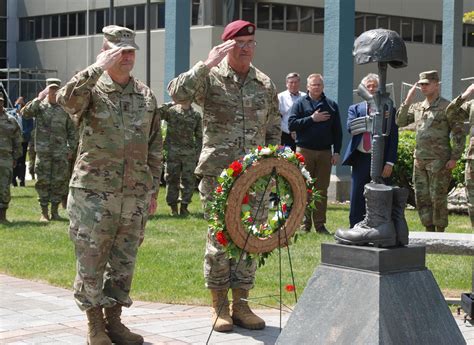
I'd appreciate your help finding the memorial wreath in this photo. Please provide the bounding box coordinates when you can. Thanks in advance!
[207,145,319,267]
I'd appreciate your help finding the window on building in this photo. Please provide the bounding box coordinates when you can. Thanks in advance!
[0,42,6,57]
[27,18,35,40]
[401,18,412,41]
[125,6,134,29]
[157,3,165,28]
[271,4,284,30]
[365,14,376,31]
[96,10,105,34]
[43,16,51,38]
[424,20,434,44]
[0,59,6,68]
[313,7,324,34]
[435,22,442,44]
[34,17,42,39]
[355,13,364,36]
[69,13,77,36]
[0,18,6,38]
[390,16,401,34]
[51,15,59,37]
[286,5,298,32]
[377,15,389,29]
[242,0,255,23]
[116,7,124,27]
[78,12,85,35]
[60,14,68,37]
[413,19,423,42]
[0,1,6,17]
[192,0,200,25]
[136,5,145,30]
[300,7,312,33]
[466,24,474,47]
[257,3,270,29]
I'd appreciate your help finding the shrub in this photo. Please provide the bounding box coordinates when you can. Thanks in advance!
[392,130,467,207]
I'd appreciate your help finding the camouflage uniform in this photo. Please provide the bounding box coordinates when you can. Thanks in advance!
[447,96,473,227]
[56,65,162,311]
[168,57,281,290]
[397,97,465,229]
[22,98,77,208]
[161,103,202,207]
[0,110,22,209]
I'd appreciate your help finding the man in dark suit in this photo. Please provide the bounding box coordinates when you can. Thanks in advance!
[342,73,398,227]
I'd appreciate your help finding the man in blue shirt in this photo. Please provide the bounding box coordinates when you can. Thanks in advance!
[289,74,342,234]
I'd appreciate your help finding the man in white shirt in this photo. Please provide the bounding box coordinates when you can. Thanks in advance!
[278,72,305,151]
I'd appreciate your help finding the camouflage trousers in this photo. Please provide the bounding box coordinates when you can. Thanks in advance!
[165,156,196,206]
[35,154,70,207]
[466,159,474,228]
[0,165,13,209]
[68,187,148,311]
[413,159,452,228]
[199,176,257,290]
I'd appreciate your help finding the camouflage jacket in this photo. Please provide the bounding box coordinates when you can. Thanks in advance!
[447,95,473,160]
[56,65,163,195]
[396,96,465,161]
[160,103,203,159]
[168,58,281,177]
[22,98,78,157]
[0,111,22,168]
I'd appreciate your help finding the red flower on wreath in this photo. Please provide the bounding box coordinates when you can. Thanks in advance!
[229,161,243,177]
[216,231,228,246]
[282,203,287,213]
[257,145,262,151]
[285,284,295,292]
[307,188,313,194]
[216,185,223,194]
[295,152,305,163]
[242,194,249,204]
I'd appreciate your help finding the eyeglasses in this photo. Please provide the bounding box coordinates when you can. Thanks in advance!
[234,40,257,49]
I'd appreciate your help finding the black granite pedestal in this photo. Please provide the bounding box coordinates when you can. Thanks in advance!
[276,243,465,345]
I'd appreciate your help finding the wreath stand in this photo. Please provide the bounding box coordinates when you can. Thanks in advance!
[206,158,308,344]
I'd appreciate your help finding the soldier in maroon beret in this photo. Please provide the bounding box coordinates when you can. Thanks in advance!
[169,20,281,333]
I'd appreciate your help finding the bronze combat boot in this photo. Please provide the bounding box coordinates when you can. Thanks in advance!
[231,288,265,330]
[170,204,179,216]
[85,306,112,345]
[180,203,190,216]
[210,289,233,332]
[0,208,8,223]
[334,183,397,247]
[391,187,409,246]
[39,205,50,222]
[50,203,62,220]
[104,304,144,345]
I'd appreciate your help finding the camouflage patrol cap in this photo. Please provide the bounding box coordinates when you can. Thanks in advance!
[46,78,61,88]
[103,25,139,50]
[418,70,439,84]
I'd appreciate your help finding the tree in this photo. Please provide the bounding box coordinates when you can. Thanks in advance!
[464,11,474,24]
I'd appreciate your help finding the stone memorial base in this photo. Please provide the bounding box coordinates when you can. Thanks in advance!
[276,243,465,345]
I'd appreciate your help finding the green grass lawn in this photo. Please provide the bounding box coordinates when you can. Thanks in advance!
[0,182,471,308]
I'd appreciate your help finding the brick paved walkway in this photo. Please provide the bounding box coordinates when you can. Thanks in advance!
[0,274,473,344]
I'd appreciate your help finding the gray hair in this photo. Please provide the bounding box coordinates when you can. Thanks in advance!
[307,73,324,84]
[286,72,301,81]
[361,73,379,86]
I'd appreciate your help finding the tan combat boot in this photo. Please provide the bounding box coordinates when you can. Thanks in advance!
[50,203,62,220]
[86,306,112,345]
[180,204,190,216]
[210,289,233,332]
[39,206,50,222]
[0,208,8,223]
[104,304,144,345]
[170,204,179,216]
[231,288,265,330]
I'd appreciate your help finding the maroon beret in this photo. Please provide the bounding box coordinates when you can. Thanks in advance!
[221,20,256,41]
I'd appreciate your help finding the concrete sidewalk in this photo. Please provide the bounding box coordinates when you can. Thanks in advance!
[0,273,473,344]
